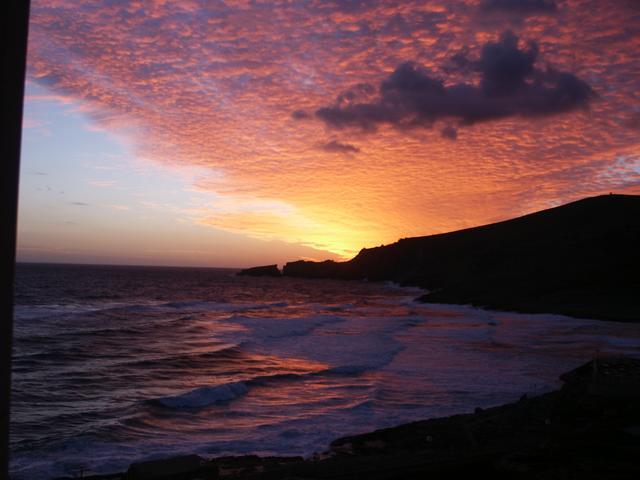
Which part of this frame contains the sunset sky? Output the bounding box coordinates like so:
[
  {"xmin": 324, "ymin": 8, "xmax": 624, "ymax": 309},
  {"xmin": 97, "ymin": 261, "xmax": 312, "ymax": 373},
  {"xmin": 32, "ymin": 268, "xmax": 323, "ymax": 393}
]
[{"xmin": 18, "ymin": 0, "xmax": 640, "ymax": 267}]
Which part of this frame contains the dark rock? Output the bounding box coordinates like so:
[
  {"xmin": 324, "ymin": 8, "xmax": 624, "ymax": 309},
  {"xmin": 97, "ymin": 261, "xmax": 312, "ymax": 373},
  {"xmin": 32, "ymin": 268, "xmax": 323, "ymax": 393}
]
[
  {"xmin": 127, "ymin": 455, "xmax": 204, "ymax": 480},
  {"xmin": 560, "ymin": 356, "xmax": 640, "ymax": 398},
  {"xmin": 282, "ymin": 260, "xmax": 340, "ymax": 278},
  {"xmin": 237, "ymin": 265, "xmax": 281, "ymax": 277},
  {"xmin": 212, "ymin": 455, "xmax": 303, "ymax": 478}
]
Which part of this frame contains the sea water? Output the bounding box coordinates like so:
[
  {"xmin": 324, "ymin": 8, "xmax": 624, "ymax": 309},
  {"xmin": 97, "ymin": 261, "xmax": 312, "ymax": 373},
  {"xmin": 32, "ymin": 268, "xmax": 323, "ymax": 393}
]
[{"xmin": 10, "ymin": 263, "xmax": 640, "ymax": 479}]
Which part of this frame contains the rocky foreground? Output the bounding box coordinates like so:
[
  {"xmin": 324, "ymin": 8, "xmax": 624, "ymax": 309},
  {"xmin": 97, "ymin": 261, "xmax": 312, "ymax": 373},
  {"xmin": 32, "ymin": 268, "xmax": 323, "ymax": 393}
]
[{"xmin": 58, "ymin": 356, "xmax": 640, "ymax": 480}]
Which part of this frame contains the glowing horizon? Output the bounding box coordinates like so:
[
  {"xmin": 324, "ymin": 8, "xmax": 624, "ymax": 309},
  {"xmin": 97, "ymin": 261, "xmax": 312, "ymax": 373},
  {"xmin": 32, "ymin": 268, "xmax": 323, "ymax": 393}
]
[{"xmin": 19, "ymin": 0, "xmax": 640, "ymax": 267}]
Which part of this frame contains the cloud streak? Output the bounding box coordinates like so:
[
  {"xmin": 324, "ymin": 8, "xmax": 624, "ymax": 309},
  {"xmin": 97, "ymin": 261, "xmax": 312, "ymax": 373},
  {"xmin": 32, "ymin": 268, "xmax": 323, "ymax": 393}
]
[
  {"xmin": 321, "ymin": 140, "xmax": 360, "ymax": 153},
  {"xmin": 479, "ymin": 0, "xmax": 558, "ymax": 15}
]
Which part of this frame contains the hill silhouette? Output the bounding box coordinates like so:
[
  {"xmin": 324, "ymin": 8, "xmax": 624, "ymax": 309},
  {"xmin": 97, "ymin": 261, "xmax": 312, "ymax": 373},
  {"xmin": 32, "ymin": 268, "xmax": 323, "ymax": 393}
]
[{"xmin": 282, "ymin": 194, "xmax": 640, "ymax": 321}]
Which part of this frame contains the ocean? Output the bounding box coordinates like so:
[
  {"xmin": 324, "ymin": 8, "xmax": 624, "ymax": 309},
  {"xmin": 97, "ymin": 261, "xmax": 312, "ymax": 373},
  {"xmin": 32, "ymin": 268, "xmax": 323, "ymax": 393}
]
[{"xmin": 10, "ymin": 263, "xmax": 640, "ymax": 479}]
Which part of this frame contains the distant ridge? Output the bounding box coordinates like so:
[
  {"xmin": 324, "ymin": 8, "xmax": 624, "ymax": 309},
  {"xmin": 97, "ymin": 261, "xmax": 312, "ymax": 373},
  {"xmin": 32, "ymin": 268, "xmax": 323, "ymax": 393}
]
[
  {"xmin": 281, "ymin": 195, "xmax": 640, "ymax": 321},
  {"xmin": 237, "ymin": 264, "xmax": 281, "ymax": 277}
]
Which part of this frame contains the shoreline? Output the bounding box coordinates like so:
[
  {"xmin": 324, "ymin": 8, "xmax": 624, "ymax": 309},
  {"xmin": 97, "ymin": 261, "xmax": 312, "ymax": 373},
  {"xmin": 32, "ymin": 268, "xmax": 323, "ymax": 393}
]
[
  {"xmin": 415, "ymin": 288, "xmax": 640, "ymax": 323},
  {"xmin": 237, "ymin": 271, "xmax": 639, "ymax": 323},
  {"xmin": 55, "ymin": 357, "xmax": 640, "ymax": 480}
]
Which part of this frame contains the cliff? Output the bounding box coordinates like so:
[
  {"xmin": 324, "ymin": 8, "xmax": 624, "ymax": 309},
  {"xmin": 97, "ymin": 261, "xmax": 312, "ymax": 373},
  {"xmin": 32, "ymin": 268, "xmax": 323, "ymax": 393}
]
[
  {"xmin": 282, "ymin": 194, "xmax": 640, "ymax": 321},
  {"xmin": 237, "ymin": 265, "xmax": 282, "ymax": 277}
]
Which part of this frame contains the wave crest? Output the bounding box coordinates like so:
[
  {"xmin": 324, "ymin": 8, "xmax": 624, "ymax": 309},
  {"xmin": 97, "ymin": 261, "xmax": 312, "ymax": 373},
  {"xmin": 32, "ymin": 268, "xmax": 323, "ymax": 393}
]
[{"xmin": 151, "ymin": 381, "xmax": 249, "ymax": 409}]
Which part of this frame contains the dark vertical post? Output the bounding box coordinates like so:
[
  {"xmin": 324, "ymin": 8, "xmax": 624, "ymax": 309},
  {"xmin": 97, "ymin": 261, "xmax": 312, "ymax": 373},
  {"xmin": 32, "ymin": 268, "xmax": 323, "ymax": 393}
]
[{"xmin": 1, "ymin": 1, "xmax": 31, "ymax": 477}]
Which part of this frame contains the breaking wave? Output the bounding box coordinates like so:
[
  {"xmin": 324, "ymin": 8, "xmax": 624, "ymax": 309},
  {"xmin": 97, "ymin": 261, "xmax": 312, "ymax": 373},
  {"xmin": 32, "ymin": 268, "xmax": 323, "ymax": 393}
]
[{"xmin": 151, "ymin": 381, "xmax": 250, "ymax": 409}]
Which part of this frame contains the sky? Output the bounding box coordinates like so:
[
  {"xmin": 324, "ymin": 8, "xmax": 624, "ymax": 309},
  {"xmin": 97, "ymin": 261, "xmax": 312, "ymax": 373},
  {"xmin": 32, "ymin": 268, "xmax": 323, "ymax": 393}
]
[{"xmin": 18, "ymin": 0, "xmax": 640, "ymax": 267}]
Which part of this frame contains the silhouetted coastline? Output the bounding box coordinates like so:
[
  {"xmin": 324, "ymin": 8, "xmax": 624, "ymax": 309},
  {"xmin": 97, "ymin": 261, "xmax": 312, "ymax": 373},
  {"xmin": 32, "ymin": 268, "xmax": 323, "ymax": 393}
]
[
  {"xmin": 237, "ymin": 265, "xmax": 282, "ymax": 277},
  {"xmin": 279, "ymin": 194, "xmax": 640, "ymax": 322}
]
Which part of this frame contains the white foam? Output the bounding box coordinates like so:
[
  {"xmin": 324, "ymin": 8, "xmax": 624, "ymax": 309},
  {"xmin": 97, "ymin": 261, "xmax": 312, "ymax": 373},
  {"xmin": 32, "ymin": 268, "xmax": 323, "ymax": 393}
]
[
  {"xmin": 155, "ymin": 381, "xmax": 249, "ymax": 409},
  {"xmin": 226, "ymin": 314, "xmax": 344, "ymax": 340},
  {"xmin": 163, "ymin": 300, "xmax": 290, "ymax": 312},
  {"xmin": 226, "ymin": 314, "xmax": 418, "ymax": 376}
]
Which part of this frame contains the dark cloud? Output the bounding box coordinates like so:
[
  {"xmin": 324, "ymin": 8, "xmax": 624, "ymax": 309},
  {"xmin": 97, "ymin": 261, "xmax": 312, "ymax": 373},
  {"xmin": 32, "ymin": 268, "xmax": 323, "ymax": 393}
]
[
  {"xmin": 480, "ymin": 0, "xmax": 557, "ymax": 14},
  {"xmin": 479, "ymin": 31, "xmax": 538, "ymax": 96},
  {"xmin": 314, "ymin": 32, "xmax": 594, "ymax": 134},
  {"xmin": 443, "ymin": 48, "xmax": 474, "ymax": 75},
  {"xmin": 441, "ymin": 126, "xmax": 458, "ymax": 140},
  {"xmin": 325, "ymin": 0, "xmax": 380, "ymax": 14},
  {"xmin": 70, "ymin": 201, "xmax": 89, "ymax": 206},
  {"xmin": 625, "ymin": 112, "xmax": 640, "ymax": 130},
  {"xmin": 336, "ymin": 83, "xmax": 376, "ymax": 105},
  {"xmin": 322, "ymin": 140, "xmax": 360, "ymax": 153},
  {"xmin": 291, "ymin": 109, "xmax": 311, "ymax": 120}
]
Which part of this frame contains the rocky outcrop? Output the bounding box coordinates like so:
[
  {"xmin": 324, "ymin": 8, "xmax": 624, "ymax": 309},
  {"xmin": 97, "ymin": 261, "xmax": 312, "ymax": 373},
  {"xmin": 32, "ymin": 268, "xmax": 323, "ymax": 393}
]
[
  {"xmin": 127, "ymin": 455, "xmax": 204, "ymax": 480},
  {"xmin": 237, "ymin": 265, "xmax": 281, "ymax": 277},
  {"xmin": 282, "ymin": 260, "xmax": 341, "ymax": 278}
]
